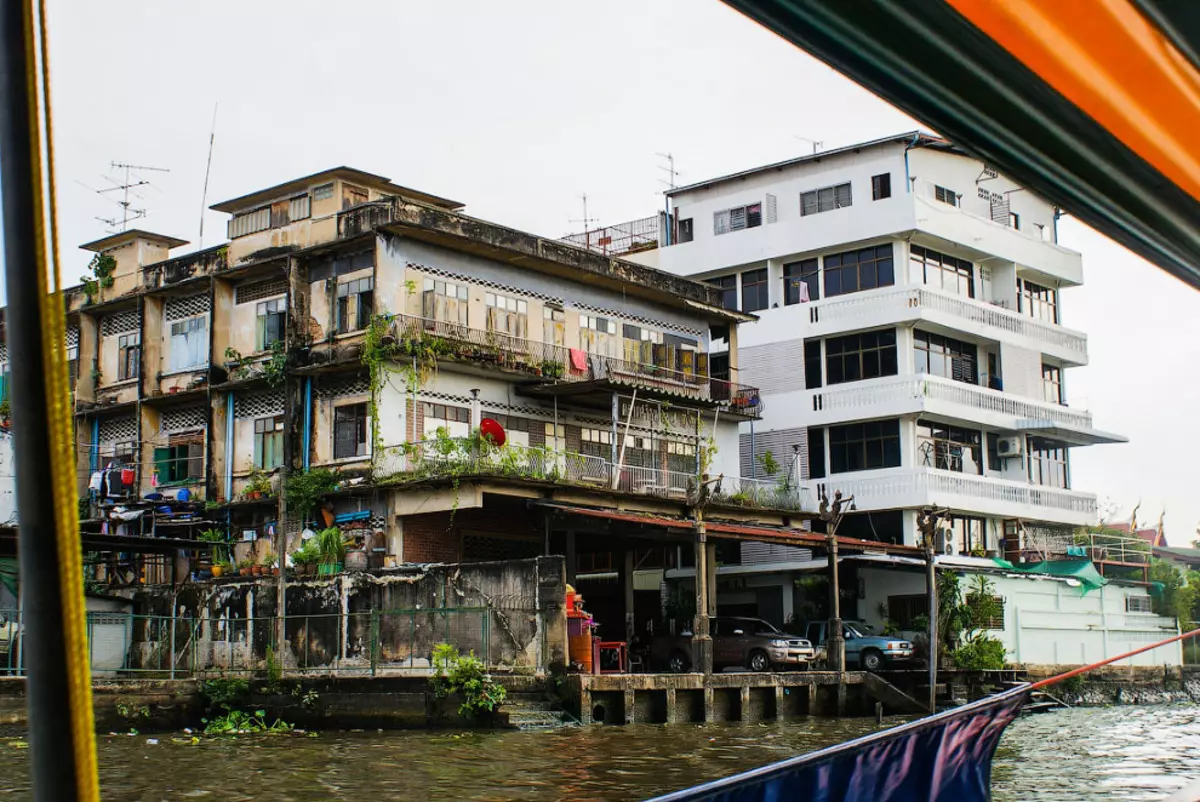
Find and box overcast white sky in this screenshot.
[6,0,1198,542]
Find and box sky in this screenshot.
[4,0,1199,542]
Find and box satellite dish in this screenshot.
[479,417,506,446]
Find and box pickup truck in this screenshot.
[651,616,815,673]
[802,621,913,671]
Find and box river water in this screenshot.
[5,705,1199,800]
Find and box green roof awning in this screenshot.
[992,557,1108,594]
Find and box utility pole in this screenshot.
[917,504,949,713]
[656,152,679,246]
[818,490,854,673]
[689,473,723,674]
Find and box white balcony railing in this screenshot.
[814,468,1098,521]
[810,373,1094,430]
[376,438,812,512]
[805,285,1088,360]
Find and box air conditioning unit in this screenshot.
[936,527,954,555]
[997,436,1023,458]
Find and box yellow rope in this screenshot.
[22,0,99,797]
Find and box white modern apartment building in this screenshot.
[627,132,1126,558]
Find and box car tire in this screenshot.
[861,649,884,671]
[748,649,770,672]
[668,650,691,673]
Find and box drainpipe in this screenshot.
[1053,208,1062,244]
[224,393,234,501]
[89,418,99,474]
[469,388,481,430]
[302,377,312,471]
[749,420,756,479]
[903,132,921,193]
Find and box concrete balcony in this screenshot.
[803,285,1089,366]
[814,468,1098,527]
[807,374,1123,446]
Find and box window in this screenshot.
[621,324,661,365]
[829,419,901,473]
[342,183,369,210]
[336,277,374,334]
[741,268,769,312]
[804,340,822,389]
[807,426,826,479]
[914,330,978,384]
[713,203,762,235]
[421,278,469,327]
[784,258,819,304]
[154,434,204,484]
[333,403,369,459]
[1019,279,1058,323]
[579,314,617,353]
[1042,363,1064,405]
[1028,437,1069,488]
[485,292,529,340]
[707,275,738,310]
[677,218,694,243]
[1009,212,1020,230]
[910,245,974,298]
[228,206,271,239]
[888,595,927,629]
[801,182,853,216]
[917,420,983,474]
[168,316,208,372]
[824,330,898,385]
[933,185,959,206]
[256,298,286,350]
[824,244,895,298]
[289,194,311,222]
[871,173,892,201]
[313,183,334,201]
[945,515,986,556]
[543,304,565,346]
[665,440,697,474]
[253,415,284,469]
[987,433,1001,474]
[580,427,613,459]
[117,333,140,381]
[422,402,470,438]
[1125,595,1153,614]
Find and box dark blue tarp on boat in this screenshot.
[648,685,1030,802]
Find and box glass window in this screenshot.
[155,434,204,484]
[823,244,894,298]
[713,203,762,235]
[784,258,819,304]
[1028,437,1069,488]
[485,291,529,340]
[422,402,470,438]
[333,403,369,459]
[169,316,208,372]
[421,278,469,328]
[914,330,978,384]
[741,268,769,312]
[804,340,822,389]
[824,330,898,385]
[336,277,374,334]
[829,419,901,474]
[871,173,891,200]
[807,426,826,479]
[228,207,271,239]
[801,182,853,216]
[1019,279,1058,323]
[117,332,140,381]
[916,420,983,474]
[945,516,986,555]
[255,298,285,350]
[1042,363,1063,405]
[677,218,694,243]
[313,183,335,201]
[910,245,975,298]
[253,415,284,469]
[934,185,959,206]
[707,275,738,310]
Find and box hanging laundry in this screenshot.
[799,282,811,303]
[121,467,135,486]
[568,348,588,373]
[88,471,103,491]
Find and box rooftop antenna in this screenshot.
[198,103,218,250]
[89,161,169,232]
[568,192,600,250]
[655,152,679,190]
[794,135,824,155]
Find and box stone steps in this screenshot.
[501,696,573,730]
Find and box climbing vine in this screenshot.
[262,340,289,388]
[80,252,116,303]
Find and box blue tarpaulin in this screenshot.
[647,686,1029,802]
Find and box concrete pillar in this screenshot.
[826,535,845,672]
[624,689,635,725]
[624,549,635,647]
[666,688,678,723]
[808,681,818,715]
[580,687,592,723]
[740,686,752,723]
[837,680,847,717]
[566,531,577,585]
[703,687,715,723]
[775,685,786,721]
[692,531,716,674]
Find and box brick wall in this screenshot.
[402,498,542,563]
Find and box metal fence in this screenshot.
[0,606,535,679]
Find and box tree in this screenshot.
[1149,558,1200,630]
[938,572,1007,670]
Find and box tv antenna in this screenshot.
[87,161,170,232]
[198,104,218,249]
[656,152,679,190]
[569,192,600,247]
[794,135,824,154]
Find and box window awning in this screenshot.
[1016,419,1129,446]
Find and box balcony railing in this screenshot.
[806,285,1088,360]
[376,438,808,511]
[813,468,1097,519]
[387,313,762,416]
[560,215,662,257]
[810,373,1094,430]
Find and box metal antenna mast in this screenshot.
[656,152,679,190]
[102,161,169,231]
[198,104,218,249]
[568,192,600,250]
[794,135,824,154]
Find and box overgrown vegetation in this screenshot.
[283,468,338,517]
[80,252,116,303]
[198,676,292,736]
[262,340,289,387]
[938,573,1007,670]
[1149,558,1200,629]
[430,643,507,718]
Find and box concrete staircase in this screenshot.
[500,691,574,730]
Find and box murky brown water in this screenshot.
[5,705,1199,800]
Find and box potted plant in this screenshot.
[262,552,278,576]
[237,558,255,577]
[211,561,225,579]
[243,469,272,501]
[213,559,233,578]
[291,540,318,577]
[315,526,345,576]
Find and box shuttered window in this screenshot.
[228,207,271,239]
[713,202,763,235]
[800,182,853,216]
